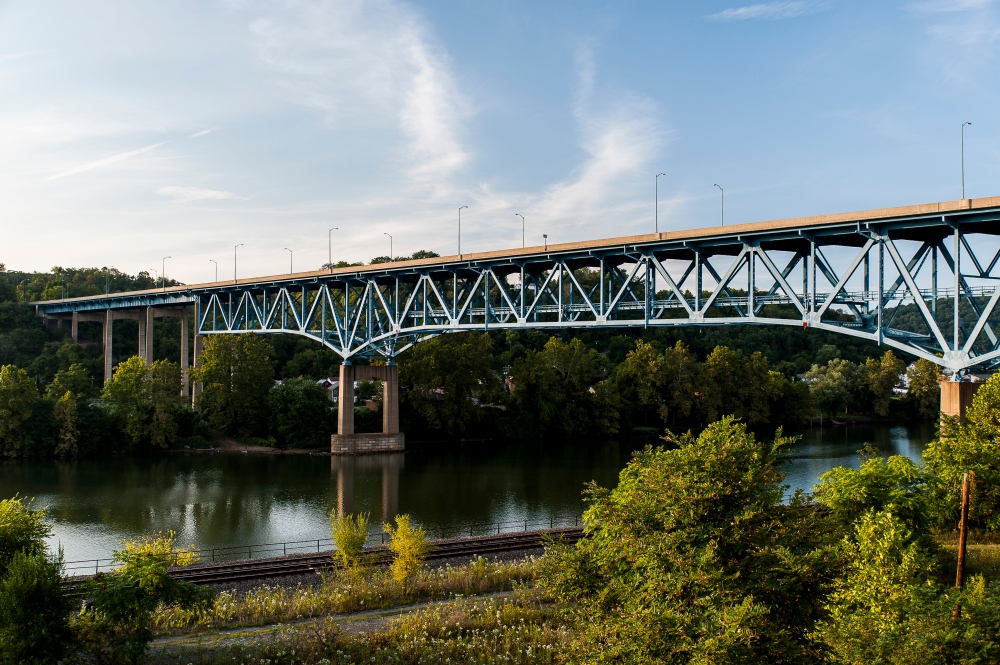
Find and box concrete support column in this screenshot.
[104,310,114,382]
[144,307,154,365]
[382,364,399,434]
[191,334,204,407]
[138,315,147,361]
[338,363,355,436]
[180,308,189,397]
[941,379,981,420]
[71,312,79,342]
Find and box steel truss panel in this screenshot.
[33,199,1000,374]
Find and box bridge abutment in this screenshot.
[332,363,405,455]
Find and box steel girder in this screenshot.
[33,200,1000,374]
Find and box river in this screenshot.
[0,422,936,567]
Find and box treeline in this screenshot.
[0,263,944,456]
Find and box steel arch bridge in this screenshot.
[34,197,1000,375]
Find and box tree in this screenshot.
[191,333,274,438]
[383,514,429,585]
[399,332,502,437]
[806,358,864,416]
[330,512,370,568]
[0,365,37,458]
[865,350,905,417]
[267,377,334,448]
[53,391,78,458]
[149,360,182,449]
[0,496,49,577]
[101,356,151,447]
[906,359,941,419]
[46,363,93,400]
[700,346,779,423]
[0,551,73,665]
[538,418,834,664]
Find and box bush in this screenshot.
[384,514,430,585]
[813,446,931,543]
[0,551,72,665]
[330,512,370,568]
[0,495,49,576]
[537,417,837,665]
[77,532,211,664]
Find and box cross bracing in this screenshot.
[34,197,1000,375]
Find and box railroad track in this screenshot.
[69,526,583,589]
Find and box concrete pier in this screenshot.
[332,363,405,454]
[940,379,982,420]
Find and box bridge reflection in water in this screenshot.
[331,453,403,521]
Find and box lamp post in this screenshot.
[383,233,393,260]
[162,256,170,291]
[209,259,218,282]
[516,214,525,248]
[458,206,467,255]
[655,173,666,233]
[328,228,338,272]
[962,121,972,200]
[234,243,243,283]
[149,269,158,289]
[714,183,724,226]
[284,248,293,273]
[543,234,548,251]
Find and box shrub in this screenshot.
[0,495,49,576]
[813,446,931,542]
[77,532,210,664]
[330,512,370,568]
[384,514,430,585]
[537,417,837,665]
[924,426,1000,531]
[0,551,72,665]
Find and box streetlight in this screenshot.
[149,268,158,289]
[543,234,548,251]
[209,259,218,282]
[234,244,243,283]
[458,206,468,255]
[162,256,170,291]
[328,228,338,272]
[284,248,293,273]
[714,184,724,226]
[962,121,972,200]
[655,173,666,233]
[515,214,525,248]
[384,233,393,260]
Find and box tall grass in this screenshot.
[154,555,537,634]
[163,592,569,665]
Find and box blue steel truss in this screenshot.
[34,197,1000,375]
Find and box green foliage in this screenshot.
[806,358,866,416]
[0,364,36,457]
[78,532,210,664]
[864,350,905,417]
[399,332,503,437]
[330,512,370,568]
[814,447,931,542]
[384,514,430,585]
[539,418,835,664]
[616,340,697,424]
[46,363,93,400]
[192,333,274,438]
[0,496,50,578]
[700,345,781,423]
[53,391,78,457]
[267,376,334,448]
[815,510,1000,664]
[906,359,941,419]
[0,551,73,665]
[100,356,151,446]
[965,371,1000,441]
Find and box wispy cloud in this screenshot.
[189,128,216,138]
[909,0,1000,83]
[43,142,167,181]
[156,186,237,203]
[246,0,468,195]
[708,1,826,21]
[0,51,41,64]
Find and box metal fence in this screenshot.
[62,513,582,577]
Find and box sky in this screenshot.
[1,0,999,284]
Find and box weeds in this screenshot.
[329,512,369,569]
[160,592,570,664]
[154,555,537,634]
[384,514,430,584]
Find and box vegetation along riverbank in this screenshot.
[0,264,943,458]
[0,374,998,663]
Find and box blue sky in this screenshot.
[1,0,998,283]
